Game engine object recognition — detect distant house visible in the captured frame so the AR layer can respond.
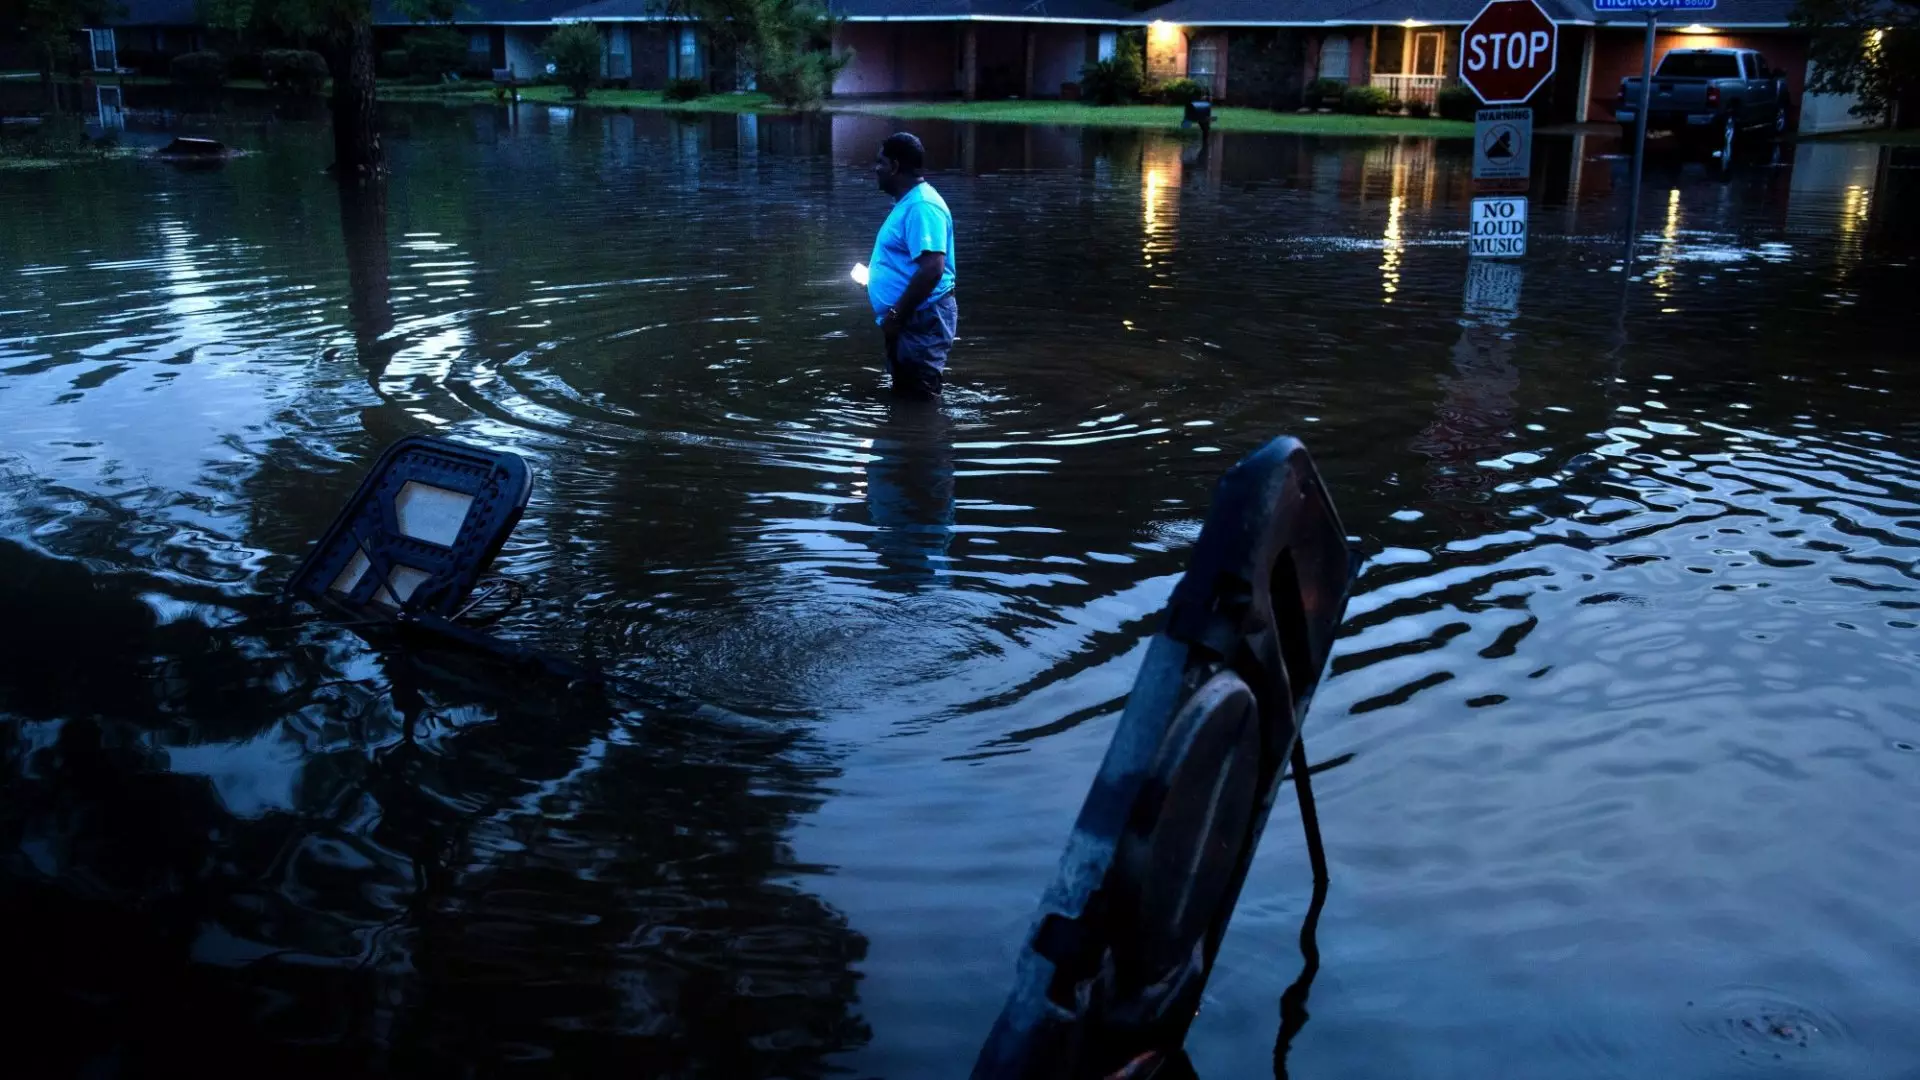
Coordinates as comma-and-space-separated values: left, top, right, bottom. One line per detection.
85, 0, 207, 75
369, 0, 1141, 97
1138, 0, 1876, 133
373, 0, 599, 84
824, 0, 1144, 99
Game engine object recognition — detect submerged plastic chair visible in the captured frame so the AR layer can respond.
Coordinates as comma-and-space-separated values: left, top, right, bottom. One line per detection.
975, 436, 1361, 1079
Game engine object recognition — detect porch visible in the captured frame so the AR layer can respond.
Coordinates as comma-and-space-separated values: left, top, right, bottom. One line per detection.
1365, 24, 1457, 106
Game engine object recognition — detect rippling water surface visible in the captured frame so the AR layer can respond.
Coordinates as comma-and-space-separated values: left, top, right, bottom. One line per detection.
3, 99, 1918, 1077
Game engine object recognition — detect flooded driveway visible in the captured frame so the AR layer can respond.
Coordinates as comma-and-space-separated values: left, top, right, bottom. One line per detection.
2, 99, 1918, 1076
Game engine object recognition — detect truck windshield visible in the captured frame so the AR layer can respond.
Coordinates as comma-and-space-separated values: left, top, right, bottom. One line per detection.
1656, 52, 1742, 78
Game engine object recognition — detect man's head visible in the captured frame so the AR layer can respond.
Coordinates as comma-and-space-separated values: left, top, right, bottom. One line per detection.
874, 132, 925, 196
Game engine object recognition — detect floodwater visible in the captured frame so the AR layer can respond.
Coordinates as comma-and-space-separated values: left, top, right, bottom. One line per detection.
3, 93, 1918, 1077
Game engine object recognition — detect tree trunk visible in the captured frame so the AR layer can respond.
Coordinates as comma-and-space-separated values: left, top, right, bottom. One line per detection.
338, 181, 394, 384
329, 20, 382, 177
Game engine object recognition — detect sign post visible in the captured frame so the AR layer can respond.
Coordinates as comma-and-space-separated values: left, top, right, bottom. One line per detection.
1460, 0, 1555, 256
1591, 0, 1715, 261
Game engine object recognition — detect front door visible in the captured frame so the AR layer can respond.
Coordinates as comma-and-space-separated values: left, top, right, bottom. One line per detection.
87, 28, 116, 72
1410, 31, 1443, 77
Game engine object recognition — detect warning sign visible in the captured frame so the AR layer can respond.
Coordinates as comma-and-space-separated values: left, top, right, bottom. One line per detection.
1469, 196, 1528, 258
1474, 107, 1531, 189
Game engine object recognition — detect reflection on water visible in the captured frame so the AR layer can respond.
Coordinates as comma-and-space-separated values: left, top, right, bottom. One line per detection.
864, 402, 956, 588
2, 98, 1919, 1076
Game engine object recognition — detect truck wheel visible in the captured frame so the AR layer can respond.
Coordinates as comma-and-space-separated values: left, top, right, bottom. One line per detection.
1719, 115, 1737, 161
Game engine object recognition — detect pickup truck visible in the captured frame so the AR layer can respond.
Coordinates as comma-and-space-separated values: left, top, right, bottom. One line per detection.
1616, 48, 1791, 156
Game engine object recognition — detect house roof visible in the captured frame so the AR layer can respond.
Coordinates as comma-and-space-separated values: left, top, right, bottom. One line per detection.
822, 0, 1143, 19
104, 0, 200, 26
366, 0, 1141, 24
1139, 0, 1800, 26
371, 0, 596, 25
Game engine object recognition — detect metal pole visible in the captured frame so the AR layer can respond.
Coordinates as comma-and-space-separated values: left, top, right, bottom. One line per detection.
1289, 736, 1329, 886
1627, 11, 1657, 237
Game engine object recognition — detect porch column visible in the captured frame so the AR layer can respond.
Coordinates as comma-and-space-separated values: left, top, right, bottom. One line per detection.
1024, 27, 1036, 98
1575, 26, 1596, 123
964, 25, 979, 100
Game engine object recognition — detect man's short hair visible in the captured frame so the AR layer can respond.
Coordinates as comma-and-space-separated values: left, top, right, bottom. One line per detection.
881, 132, 925, 171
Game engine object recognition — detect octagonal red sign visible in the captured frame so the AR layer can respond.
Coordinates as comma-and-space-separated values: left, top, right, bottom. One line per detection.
1459, 0, 1559, 105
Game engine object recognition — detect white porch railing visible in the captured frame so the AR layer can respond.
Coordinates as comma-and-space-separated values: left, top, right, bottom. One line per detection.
1370, 74, 1449, 106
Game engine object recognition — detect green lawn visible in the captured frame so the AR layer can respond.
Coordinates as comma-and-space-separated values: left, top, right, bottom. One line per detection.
379, 82, 784, 113
840, 99, 1474, 137
376, 83, 1473, 137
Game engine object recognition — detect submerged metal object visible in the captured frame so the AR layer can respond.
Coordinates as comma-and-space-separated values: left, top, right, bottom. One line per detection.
286, 435, 531, 622
974, 436, 1360, 1079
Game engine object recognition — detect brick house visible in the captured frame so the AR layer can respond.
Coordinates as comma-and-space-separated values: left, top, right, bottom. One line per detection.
1138, 0, 1877, 132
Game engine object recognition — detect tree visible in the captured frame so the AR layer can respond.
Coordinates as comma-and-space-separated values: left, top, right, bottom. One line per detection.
199, 0, 458, 177
663, 0, 849, 109
1792, 0, 1919, 124
542, 21, 602, 99
1081, 32, 1145, 105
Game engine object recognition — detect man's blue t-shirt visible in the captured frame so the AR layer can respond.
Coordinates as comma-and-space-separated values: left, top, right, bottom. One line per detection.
868, 182, 955, 323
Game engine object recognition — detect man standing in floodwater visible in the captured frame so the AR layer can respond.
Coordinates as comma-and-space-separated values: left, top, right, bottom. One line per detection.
868, 132, 957, 400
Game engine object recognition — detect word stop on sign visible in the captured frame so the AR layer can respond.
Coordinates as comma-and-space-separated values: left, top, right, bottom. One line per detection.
1469, 196, 1528, 258
1465, 30, 1553, 73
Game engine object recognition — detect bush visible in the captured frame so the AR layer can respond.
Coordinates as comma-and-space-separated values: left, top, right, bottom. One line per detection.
1304, 77, 1346, 107
1340, 84, 1393, 115
1385, 96, 1405, 113
543, 22, 603, 99
170, 50, 227, 88
1157, 77, 1209, 106
1408, 98, 1432, 119
664, 76, 705, 102
261, 49, 329, 96
1226, 32, 1304, 110
114, 48, 170, 77
1080, 34, 1145, 105
380, 48, 411, 78
1436, 83, 1478, 121
405, 27, 469, 79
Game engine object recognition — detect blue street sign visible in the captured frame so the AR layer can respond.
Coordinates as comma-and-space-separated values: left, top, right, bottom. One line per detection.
1593, 0, 1715, 9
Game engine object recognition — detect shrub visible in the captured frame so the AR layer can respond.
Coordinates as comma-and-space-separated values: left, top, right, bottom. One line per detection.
1436, 83, 1478, 121
261, 49, 329, 96
170, 50, 227, 88
1304, 77, 1346, 107
114, 48, 170, 77
1340, 84, 1393, 115
1157, 76, 1209, 106
1227, 32, 1304, 110
741, 0, 849, 109
405, 27, 469, 79
1080, 34, 1145, 105
1385, 96, 1405, 113
543, 22, 604, 99
664, 76, 706, 102
1408, 98, 1432, 119
380, 48, 411, 78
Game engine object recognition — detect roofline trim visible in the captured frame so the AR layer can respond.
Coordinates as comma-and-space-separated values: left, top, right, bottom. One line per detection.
372, 12, 1145, 25
1140, 15, 1793, 27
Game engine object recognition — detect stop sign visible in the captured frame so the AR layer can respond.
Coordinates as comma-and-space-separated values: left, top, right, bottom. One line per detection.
1459, 0, 1559, 105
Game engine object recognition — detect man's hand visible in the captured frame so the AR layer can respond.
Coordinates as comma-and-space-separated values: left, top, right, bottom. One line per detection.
883, 251, 946, 339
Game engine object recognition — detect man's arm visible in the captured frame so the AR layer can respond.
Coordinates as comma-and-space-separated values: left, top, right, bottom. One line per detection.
882, 251, 947, 336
